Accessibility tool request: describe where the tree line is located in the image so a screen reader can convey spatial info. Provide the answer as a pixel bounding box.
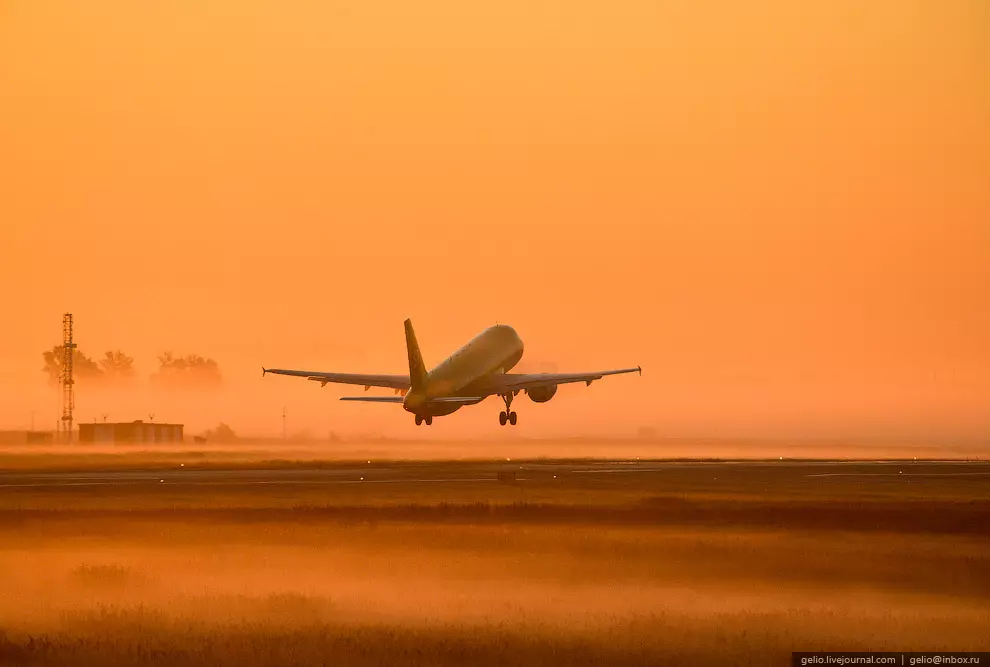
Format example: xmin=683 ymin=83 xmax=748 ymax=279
xmin=42 ymin=346 xmax=222 ymax=387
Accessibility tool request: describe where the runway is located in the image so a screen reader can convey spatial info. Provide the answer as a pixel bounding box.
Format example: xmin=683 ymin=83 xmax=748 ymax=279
xmin=0 ymin=458 xmax=987 ymax=539
xmin=0 ymin=459 xmax=987 ymax=489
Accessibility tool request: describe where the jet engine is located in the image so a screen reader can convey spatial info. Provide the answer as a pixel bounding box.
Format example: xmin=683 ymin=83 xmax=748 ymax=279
xmin=526 ymin=385 xmax=558 ymax=403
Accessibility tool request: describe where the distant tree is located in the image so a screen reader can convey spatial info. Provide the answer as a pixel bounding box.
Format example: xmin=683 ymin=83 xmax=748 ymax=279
xmin=99 ymin=350 xmax=136 ymax=380
xmin=202 ymin=422 xmax=237 ymax=442
xmin=41 ymin=346 xmax=103 ymax=385
xmin=152 ymin=351 xmax=222 ymax=388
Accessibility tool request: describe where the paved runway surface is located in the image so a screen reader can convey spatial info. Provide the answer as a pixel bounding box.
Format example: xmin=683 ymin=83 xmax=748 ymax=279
xmin=1 ymin=459 xmax=987 ymax=537
xmin=1 ymin=459 xmax=988 ymax=488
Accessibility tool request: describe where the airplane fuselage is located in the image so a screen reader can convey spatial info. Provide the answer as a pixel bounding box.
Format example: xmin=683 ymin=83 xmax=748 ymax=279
xmin=402 ymin=324 xmax=523 ymax=417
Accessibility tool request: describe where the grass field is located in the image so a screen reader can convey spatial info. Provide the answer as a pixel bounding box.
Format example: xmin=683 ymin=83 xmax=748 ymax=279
xmin=0 ymin=447 xmax=987 ymax=665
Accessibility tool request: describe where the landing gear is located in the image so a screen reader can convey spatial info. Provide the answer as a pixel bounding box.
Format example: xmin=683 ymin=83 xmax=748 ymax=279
xmin=414 ymin=415 xmax=433 ymax=426
xmin=425 ymin=416 xmax=433 ymax=426
xmin=499 ymin=410 xmax=518 ymax=426
xmin=498 ymin=393 xmax=518 ymax=426
xmin=415 ymin=415 xmax=423 ymax=426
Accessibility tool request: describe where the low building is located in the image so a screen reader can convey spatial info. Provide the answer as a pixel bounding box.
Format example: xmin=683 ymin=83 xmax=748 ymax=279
xmin=79 ymin=421 xmax=184 ymax=444
xmin=0 ymin=431 xmax=55 ymax=445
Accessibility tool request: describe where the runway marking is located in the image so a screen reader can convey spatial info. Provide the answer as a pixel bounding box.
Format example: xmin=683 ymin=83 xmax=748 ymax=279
xmin=0 ymin=477 xmax=499 ymax=489
xmin=567 ymin=468 xmax=669 ymax=474
xmin=806 ymin=472 xmax=990 ymax=478
xmin=0 ymin=482 xmax=147 ymax=488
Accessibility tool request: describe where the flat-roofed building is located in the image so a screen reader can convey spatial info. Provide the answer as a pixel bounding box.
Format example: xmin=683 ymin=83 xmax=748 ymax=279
xmin=0 ymin=431 xmax=55 ymax=445
xmin=79 ymin=421 xmax=184 ymax=444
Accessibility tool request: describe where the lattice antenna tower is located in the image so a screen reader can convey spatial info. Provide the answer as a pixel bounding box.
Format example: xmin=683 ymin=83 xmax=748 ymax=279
xmin=61 ymin=313 xmax=76 ymax=443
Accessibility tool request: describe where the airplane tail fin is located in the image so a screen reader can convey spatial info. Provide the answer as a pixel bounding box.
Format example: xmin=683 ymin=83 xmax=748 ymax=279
xmin=404 ymin=319 xmax=427 ymax=392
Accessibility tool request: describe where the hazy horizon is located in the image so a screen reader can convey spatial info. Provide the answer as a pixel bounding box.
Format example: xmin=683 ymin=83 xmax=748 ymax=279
xmin=2 ymin=0 xmax=988 ymax=442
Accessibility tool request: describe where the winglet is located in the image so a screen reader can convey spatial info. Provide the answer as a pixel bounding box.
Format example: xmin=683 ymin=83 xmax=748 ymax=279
xmin=262 ymin=367 xmax=268 ymax=377
xmin=638 ymin=366 xmax=642 ymax=376
xmin=404 ymin=319 xmax=427 ymax=392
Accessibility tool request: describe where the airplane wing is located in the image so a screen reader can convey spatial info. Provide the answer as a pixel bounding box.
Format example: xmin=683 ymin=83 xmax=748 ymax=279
xmin=489 ymin=367 xmax=641 ymax=393
xmin=339 ymin=396 xmax=405 ymax=402
xmin=262 ymin=368 xmax=411 ymax=390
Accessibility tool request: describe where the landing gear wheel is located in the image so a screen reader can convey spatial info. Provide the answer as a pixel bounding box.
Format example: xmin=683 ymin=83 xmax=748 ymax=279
xmin=498 ymin=393 xmax=516 ymax=426
xmin=425 ymin=416 xmax=433 ymax=426
xmin=415 ymin=415 xmax=423 ymax=426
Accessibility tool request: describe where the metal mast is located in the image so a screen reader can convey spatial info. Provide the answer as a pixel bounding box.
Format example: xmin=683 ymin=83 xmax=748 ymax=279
xmin=61 ymin=313 xmax=75 ymax=443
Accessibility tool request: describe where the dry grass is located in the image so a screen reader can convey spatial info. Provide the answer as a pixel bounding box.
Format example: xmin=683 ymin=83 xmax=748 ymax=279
xmin=2 ymin=603 xmax=986 ymax=667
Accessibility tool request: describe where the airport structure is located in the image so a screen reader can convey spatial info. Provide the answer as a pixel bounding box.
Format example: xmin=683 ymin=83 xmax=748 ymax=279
xmin=61 ymin=313 xmax=75 ymax=443
xmin=0 ymin=431 xmax=55 ymax=445
xmin=78 ymin=421 xmax=184 ymax=444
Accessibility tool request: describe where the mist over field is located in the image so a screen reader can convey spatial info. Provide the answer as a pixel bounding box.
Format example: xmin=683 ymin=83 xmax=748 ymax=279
xmin=4 ymin=370 xmax=990 ymax=445
xmin=0 ymin=455 xmax=987 ymax=665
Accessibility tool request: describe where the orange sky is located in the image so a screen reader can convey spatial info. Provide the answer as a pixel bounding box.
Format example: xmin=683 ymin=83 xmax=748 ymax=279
xmin=1 ymin=0 xmax=988 ymax=440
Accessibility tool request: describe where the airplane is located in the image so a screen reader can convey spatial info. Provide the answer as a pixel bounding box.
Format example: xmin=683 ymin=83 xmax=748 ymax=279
xmin=262 ymin=320 xmax=641 ymax=426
